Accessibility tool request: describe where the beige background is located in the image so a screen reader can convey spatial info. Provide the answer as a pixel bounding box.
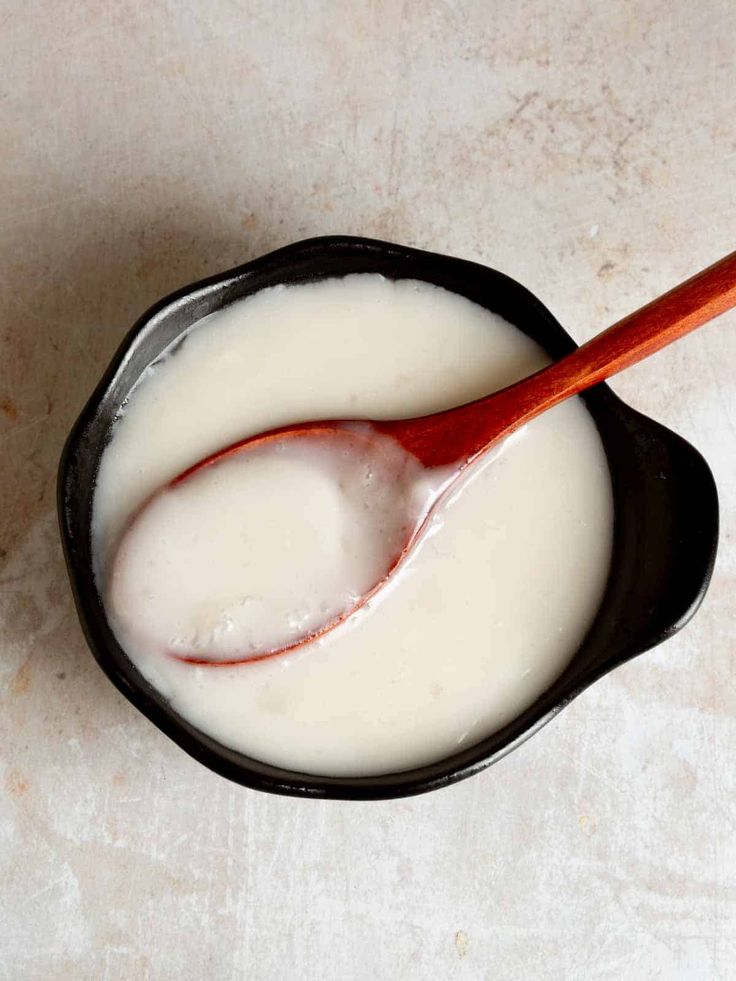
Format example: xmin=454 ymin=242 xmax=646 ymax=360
xmin=1 ymin=2 xmax=735 ymax=979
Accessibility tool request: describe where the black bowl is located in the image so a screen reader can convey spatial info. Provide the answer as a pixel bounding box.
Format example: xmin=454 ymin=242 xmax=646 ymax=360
xmin=58 ymin=236 xmax=719 ymax=799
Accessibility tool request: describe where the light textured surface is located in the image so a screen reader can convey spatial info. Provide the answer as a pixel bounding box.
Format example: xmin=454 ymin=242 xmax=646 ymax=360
xmin=1 ymin=1 xmax=734 ymax=979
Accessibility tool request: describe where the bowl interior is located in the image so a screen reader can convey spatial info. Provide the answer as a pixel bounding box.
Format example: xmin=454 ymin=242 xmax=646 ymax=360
xmin=59 ymin=236 xmax=719 ymax=799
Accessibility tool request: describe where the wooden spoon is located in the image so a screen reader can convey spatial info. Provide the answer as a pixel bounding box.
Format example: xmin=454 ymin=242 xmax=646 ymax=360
xmin=143 ymin=250 xmax=736 ymax=665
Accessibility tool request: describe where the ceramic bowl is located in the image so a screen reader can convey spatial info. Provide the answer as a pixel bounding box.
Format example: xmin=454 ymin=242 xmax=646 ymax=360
xmin=58 ymin=236 xmax=719 ymax=799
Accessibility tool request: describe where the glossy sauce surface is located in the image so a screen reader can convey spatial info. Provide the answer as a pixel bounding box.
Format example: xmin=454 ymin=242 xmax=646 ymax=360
xmin=93 ymin=275 xmax=614 ymax=776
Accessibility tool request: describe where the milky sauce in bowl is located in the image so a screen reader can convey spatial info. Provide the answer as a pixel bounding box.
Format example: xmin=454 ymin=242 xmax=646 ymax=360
xmin=93 ymin=275 xmax=614 ymax=777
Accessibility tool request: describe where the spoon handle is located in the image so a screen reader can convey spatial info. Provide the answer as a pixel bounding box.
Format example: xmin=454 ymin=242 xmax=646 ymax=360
xmin=525 ymin=248 xmax=736 ymax=402
xmin=388 ymin=250 xmax=736 ymax=467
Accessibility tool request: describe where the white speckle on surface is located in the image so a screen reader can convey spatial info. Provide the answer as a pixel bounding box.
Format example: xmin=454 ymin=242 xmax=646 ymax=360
xmin=1 ymin=1 xmax=735 ymax=979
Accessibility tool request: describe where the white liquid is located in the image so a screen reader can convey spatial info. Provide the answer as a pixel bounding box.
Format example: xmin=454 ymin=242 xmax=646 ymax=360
xmin=107 ymin=432 xmax=441 ymax=661
xmin=93 ymin=275 xmax=614 ymax=777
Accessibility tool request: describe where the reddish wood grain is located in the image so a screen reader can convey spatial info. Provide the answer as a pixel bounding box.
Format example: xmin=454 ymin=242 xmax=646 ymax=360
xmin=376 ymin=250 xmax=736 ymax=467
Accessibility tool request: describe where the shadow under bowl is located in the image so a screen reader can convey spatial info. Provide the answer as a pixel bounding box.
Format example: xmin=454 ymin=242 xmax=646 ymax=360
xmin=58 ymin=236 xmax=719 ymax=799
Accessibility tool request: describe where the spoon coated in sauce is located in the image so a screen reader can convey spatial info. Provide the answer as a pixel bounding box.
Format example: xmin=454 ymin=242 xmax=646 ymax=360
xmin=109 ymin=250 xmax=736 ymax=665
xmin=108 ymin=427 xmax=449 ymax=663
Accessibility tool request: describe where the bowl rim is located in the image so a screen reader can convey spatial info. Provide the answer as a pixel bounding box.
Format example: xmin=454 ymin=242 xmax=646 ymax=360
xmin=58 ymin=235 xmax=719 ymax=799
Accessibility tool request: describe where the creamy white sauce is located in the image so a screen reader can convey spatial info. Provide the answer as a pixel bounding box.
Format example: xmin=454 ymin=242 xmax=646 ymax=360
xmin=107 ymin=431 xmax=442 ymax=661
xmin=93 ymin=274 xmax=614 ymax=777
